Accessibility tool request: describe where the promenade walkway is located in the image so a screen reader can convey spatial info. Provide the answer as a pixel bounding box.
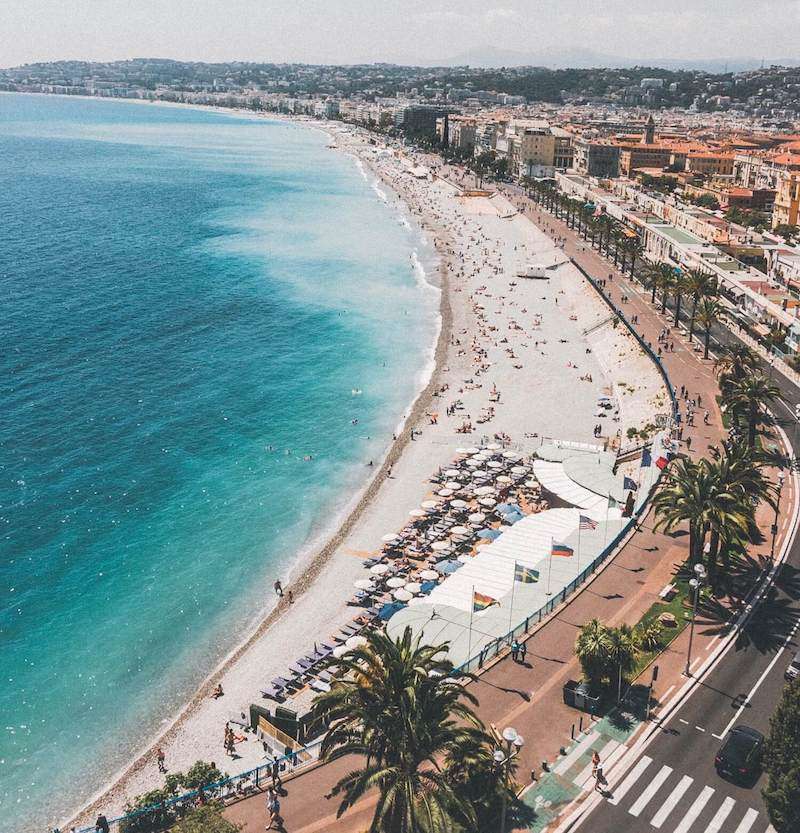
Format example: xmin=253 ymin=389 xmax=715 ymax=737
xmin=223 ymin=174 xmax=791 ymax=833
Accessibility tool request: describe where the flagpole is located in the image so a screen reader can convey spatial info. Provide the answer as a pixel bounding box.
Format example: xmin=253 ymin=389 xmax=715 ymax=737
xmin=546 ymin=537 xmax=554 ymax=595
xmin=577 ymin=523 xmax=583 ymax=571
xmin=467 ymin=585 xmax=474 ymax=666
xmin=604 ymin=497 xmax=610 ymax=549
xmin=508 ymin=567 xmax=516 ymax=633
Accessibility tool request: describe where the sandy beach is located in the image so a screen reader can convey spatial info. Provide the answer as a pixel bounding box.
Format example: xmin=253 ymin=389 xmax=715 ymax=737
xmin=67 ymin=121 xmax=665 ymax=828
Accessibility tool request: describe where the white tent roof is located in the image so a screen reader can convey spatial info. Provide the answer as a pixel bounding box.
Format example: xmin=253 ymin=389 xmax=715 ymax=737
xmin=533 ymin=460 xmax=609 ymax=514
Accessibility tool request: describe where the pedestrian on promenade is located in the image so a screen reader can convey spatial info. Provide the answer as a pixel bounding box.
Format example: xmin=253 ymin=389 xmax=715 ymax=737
xmin=510 ymin=640 xmax=520 ymax=662
xmin=519 ymin=641 xmax=527 ymax=664
xmin=266 ymin=788 xmax=282 ymax=830
xmin=686 ymin=436 xmax=692 ymax=451
xmin=594 ymin=765 xmax=605 ymax=791
xmin=271 ymin=755 xmax=282 ymax=790
xmin=274 ymin=580 xmax=283 ymax=597
xmin=591 ymin=750 xmax=600 ymax=777
xmin=156 ymin=746 xmax=166 ymax=773
xmin=95 ymin=816 xmax=110 ymax=833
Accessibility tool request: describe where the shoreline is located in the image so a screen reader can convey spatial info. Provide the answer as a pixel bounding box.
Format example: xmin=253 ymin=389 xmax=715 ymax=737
xmin=63 ymin=117 xmax=454 ymax=831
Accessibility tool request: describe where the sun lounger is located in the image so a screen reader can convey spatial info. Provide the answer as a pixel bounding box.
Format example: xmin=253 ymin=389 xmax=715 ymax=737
xmin=272 ymin=676 xmax=291 ymax=688
xmin=261 ymin=685 xmax=285 ymax=702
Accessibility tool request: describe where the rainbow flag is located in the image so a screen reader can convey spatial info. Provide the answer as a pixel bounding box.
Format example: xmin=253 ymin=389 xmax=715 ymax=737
xmin=551 ymin=542 xmax=574 ymax=558
xmin=473 ymin=591 xmax=498 ymax=612
xmin=514 ymin=562 xmax=540 ymax=583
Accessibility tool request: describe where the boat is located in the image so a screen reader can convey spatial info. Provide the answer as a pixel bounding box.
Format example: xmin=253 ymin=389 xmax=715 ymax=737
xmin=516 ymin=263 xmax=550 ymax=279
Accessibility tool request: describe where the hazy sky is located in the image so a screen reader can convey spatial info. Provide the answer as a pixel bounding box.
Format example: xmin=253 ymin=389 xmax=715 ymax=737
xmin=1 ymin=0 xmax=798 ymax=67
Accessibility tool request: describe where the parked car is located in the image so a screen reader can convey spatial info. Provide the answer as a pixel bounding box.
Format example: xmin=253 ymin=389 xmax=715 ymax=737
xmin=715 ymin=726 xmax=764 ymax=781
xmin=785 ymin=649 xmax=800 ymax=682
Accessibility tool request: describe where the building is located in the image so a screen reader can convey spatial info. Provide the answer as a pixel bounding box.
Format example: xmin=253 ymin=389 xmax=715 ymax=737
xmin=395 ymin=105 xmax=455 ymax=135
xmin=574 ymin=138 xmax=620 ymax=178
xmin=497 ymin=119 xmax=556 ymax=178
xmin=552 ymin=127 xmax=574 ymax=170
xmin=773 ymin=173 xmax=800 ymax=227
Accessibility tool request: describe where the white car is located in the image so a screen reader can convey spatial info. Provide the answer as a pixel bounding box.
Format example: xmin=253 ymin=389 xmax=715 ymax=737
xmin=786 ymin=650 xmax=800 ymax=682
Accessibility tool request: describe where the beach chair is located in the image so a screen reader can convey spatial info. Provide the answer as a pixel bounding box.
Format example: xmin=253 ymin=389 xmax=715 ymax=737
xmin=261 ymin=685 xmax=285 ymax=702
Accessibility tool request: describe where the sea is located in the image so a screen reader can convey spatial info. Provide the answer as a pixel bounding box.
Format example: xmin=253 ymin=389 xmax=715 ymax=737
xmin=0 ymin=93 xmax=440 ymax=832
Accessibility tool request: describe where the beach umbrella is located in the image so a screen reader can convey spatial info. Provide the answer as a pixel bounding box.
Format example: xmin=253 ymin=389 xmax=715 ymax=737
xmin=496 ymin=475 xmax=512 ymax=484
xmin=451 ymin=499 xmax=468 ymax=509
xmin=524 ymin=479 xmax=539 ymax=489
xmin=378 ymin=602 xmax=405 ymax=621
xmin=421 ymin=499 xmax=440 ymax=509
xmin=435 ymin=559 xmax=462 ymax=574
xmin=450 ymin=525 xmax=469 ymax=535
xmin=504 ymin=510 xmax=526 ymax=525
xmin=387 ymin=576 xmax=406 ymax=588
xmin=431 ymin=540 xmax=450 ymax=551
xmin=511 ymin=466 xmax=529 ymax=475
xmin=445 ymin=469 xmax=460 ymax=477
xmin=420 ymin=570 xmax=439 ymax=581
xmin=487 ymin=460 xmax=503 ymax=469
xmin=445 ymin=481 xmax=462 ymax=490
xmin=408 ymin=596 xmax=426 ymax=606
xmin=477 ymin=528 xmax=502 ymax=540
xmin=475 ymin=485 xmax=495 ymax=495
xmin=502 ymin=450 xmax=520 ymax=459
xmin=486 ymin=442 xmax=502 ymax=451
xmin=465 ymin=447 xmax=480 ymax=454
xmin=472 ymin=469 xmax=489 ymax=479
xmin=479 ymin=497 xmax=497 ymax=507
xmin=404 ymin=581 xmax=422 ymax=594
xmin=354 ymin=579 xmax=375 ymax=591
xmin=393 ymin=588 xmax=413 ymax=602
xmin=468 ymin=512 xmax=486 ymax=524
xmin=333 ymin=644 xmax=350 ymax=659
xmin=370 ymin=563 xmax=389 ymax=575
xmin=466 ymin=459 xmax=481 ymax=468
xmin=381 ymin=533 xmax=399 ymax=544
xmin=409 ymin=508 xmax=426 ymax=518
xmin=437 ymin=488 xmax=454 ymax=497
xmin=345 ymin=635 xmax=368 ymax=649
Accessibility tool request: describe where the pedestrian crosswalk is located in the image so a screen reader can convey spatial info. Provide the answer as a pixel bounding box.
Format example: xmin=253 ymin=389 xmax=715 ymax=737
xmin=603 ymin=755 xmax=774 ymax=833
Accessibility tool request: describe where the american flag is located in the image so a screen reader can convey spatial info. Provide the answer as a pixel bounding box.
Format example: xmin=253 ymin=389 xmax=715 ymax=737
xmin=579 ymin=515 xmax=598 ymax=531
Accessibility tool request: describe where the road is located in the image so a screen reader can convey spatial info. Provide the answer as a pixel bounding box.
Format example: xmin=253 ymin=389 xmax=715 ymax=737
xmin=519 ymin=188 xmax=800 ymax=833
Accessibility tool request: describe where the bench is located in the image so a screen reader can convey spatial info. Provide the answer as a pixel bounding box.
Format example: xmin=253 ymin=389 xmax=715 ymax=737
xmin=659 ymin=583 xmax=678 ymax=601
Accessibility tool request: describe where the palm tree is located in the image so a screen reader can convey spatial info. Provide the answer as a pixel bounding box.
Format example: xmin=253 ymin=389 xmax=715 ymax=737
xmin=672 ymin=270 xmax=688 ymax=326
xmin=722 ymin=373 xmax=780 ymax=448
xmin=606 ymin=624 xmax=639 ymax=702
xmin=684 ymin=268 xmax=716 ymax=341
xmin=714 ymin=344 xmax=761 ymax=393
xmin=642 ymin=260 xmax=662 ymax=304
xmin=696 ymin=296 xmax=721 ymax=359
xmin=657 ymin=263 xmax=676 ymax=314
xmin=313 ymin=628 xmax=485 ymax=833
xmin=575 ymin=618 xmax=611 ymax=690
xmin=626 ymin=238 xmax=643 ymax=278
xmin=652 ymin=456 xmax=712 ymax=563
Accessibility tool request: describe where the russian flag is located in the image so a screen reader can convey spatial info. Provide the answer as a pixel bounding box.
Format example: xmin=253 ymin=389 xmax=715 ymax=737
xmin=551 ymin=542 xmax=574 ymax=558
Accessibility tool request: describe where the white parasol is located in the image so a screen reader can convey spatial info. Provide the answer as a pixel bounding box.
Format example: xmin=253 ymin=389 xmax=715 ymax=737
xmin=370 ymin=563 xmax=389 ymax=575
xmin=386 ymin=577 xmax=406 ymax=588
xmin=393 ymin=588 xmax=414 ymax=602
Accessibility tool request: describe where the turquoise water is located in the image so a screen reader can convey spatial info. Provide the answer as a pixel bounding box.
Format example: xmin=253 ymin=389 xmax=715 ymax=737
xmin=0 ymin=94 xmax=439 ymax=831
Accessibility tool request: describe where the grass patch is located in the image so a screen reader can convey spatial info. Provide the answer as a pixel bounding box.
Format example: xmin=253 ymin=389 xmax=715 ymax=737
xmin=629 ymin=578 xmax=693 ymax=680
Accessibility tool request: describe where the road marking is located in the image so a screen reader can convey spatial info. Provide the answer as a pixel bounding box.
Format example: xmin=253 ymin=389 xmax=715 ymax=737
xmin=673 ymin=785 xmax=714 ymax=833
xmin=715 ymin=613 xmax=800 ymax=741
xmin=733 ymin=808 xmax=759 ymax=833
xmin=608 ymin=755 xmax=652 ymax=806
xmin=655 ymin=684 xmax=675 ymax=708
xmin=706 ymin=796 xmax=735 ymax=833
xmin=695 ymin=725 xmax=706 ymax=732
xmin=553 ymin=730 xmax=599 ymax=775
xmin=650 ymin=774 xmax=692 ymax=827
xmin=573 ymin=738 xmax=620 ymax=787
xmin=628 ymin=764 xmax=672 ymax=817
xmin=679 ymin=718 xmax=689 ymax=724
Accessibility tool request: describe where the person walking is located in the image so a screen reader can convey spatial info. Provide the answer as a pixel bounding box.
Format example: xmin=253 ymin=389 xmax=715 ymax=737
xmin=273 ymin=579 xmax=283 ymax=597
xmin=156 ymin=747 xmax=166 ymax=773
xmin=591 ymin=750 xmax=601 ymax=778
xmin=518 ymin=641 xmax=527 ymax=664
xmin=510 ymin=640 xmax=520 ymax=662
xmin=271 ymin=755 xmax=282 ymax=790
xmin=266 ymin=788 xmax=282 ymax=830
xmin=95 ymin=816 xmax=110 ymax=833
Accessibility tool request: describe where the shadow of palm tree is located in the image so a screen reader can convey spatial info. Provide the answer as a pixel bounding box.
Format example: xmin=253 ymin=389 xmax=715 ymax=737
xmin=509 ymin=798 xmax=538 ymax=828
xmin=733 ymin=587 xmax=800 ymax=653
xmin=774 ymin=563 xmax=800 ymax=601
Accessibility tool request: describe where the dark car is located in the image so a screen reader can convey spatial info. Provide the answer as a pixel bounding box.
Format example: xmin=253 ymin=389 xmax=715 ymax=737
xmin=715 ymin=726 xmax=765 ymax=781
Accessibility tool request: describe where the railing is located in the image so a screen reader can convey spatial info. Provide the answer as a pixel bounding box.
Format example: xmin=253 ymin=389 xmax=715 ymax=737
xmin=454 ymin=252 xmax=677 ymax=677
xmin=71 ymin=739 xmax=324 ymax=833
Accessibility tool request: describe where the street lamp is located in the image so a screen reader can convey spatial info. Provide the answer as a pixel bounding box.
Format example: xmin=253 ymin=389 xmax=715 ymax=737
xmin=494 ymin=726 xmax=524 ymax=833
xmin=684 ymin=562 xmax=707 ymax=677
xmin=771 ymin=470 xmax=787 ymax=559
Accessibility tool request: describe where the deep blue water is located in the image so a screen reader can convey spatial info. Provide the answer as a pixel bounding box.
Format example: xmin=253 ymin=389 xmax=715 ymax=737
xmin=0 ymin=94 xmax=438 ymax=831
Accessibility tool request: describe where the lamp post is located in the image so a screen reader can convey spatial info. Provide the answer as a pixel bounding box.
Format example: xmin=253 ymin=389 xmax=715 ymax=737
xmin=494 ymin=726 xmax=524 ymax=833
xmin=684 ymin=563 xmax=707 ymax=677
xmin=771 ymin=470 xmax=787 ymax=560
